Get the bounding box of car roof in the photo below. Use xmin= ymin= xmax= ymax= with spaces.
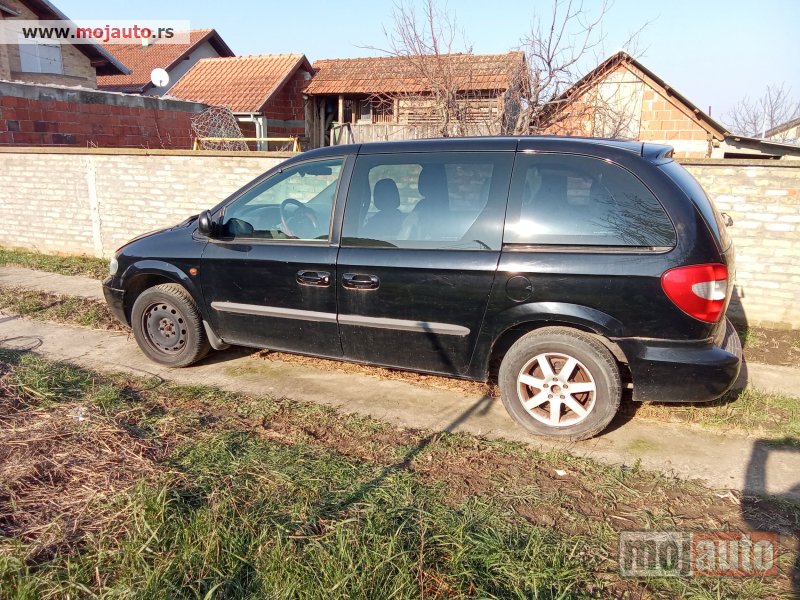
xmin=297 ymin=136 xmax=672 ymax=162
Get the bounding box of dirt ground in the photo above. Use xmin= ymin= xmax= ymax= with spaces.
xmin=738 ymin=326 xmax=800 ymax=367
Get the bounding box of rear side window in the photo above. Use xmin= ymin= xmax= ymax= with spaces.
xmin=341 ymin=152 xmax=513 ymax=250
xmin=504 ymin=154 xmax=676 ymax=248
xmin=659 ymin=160 xmax=731 ymax=250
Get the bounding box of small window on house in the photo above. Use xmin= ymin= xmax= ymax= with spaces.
xmin=371 ymin=98 xmax=394 ymax=123
xmin=18 ymin=38 xmax=64 ymax=74
xmin=358 ymin=98 xmax=394 ymax=123
xmin=359 ymin=100 xmax=372 ymax=122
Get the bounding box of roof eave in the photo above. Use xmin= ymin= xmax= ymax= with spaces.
xmin=765 ymin=116 xmax=800 ymax=138
xmin=162 ymin=29 xmax=235 ymax=74
xmin=725 ymin=134 xmax=800 ymax=156
xmin=0 ymin=1 xmax=21 ymax=16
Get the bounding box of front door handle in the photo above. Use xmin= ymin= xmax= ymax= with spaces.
xmin=342 ymin=273 xmax=380 ymax=290
xmin=296 ymin=270 xmax=330 ymax=286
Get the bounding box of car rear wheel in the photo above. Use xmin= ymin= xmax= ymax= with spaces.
xmin=131 ymin=283 xmax=210 ymax=367
xmin=498 ymin=327 xmax=621 ymax=440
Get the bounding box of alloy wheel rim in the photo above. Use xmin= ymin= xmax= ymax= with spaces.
xmin=142 ymin=302 xmax=187 ymax=355
xmin=516 ymin=352 xmax=597 ymax=427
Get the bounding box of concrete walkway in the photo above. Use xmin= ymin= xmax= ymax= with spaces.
xmin=0 ymin=266 xmax=104 ymax=301
xmin=1 ymin=266 xmax=799 ymax=500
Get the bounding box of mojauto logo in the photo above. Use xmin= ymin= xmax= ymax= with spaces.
xmin=619 ymin=531 xmax=778 ymax=577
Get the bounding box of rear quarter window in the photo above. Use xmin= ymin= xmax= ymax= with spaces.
xmin=504 ymin=154 xmax=677 ymax=248
xmin=659 ymin=160 xmax=732 ymax=250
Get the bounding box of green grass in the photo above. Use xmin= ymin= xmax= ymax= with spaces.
xmin=0 ymin=246 xmax=108 ymax=279
xmin=0 ymin=287 xmax=124 ymax=331
xmin=631 ymin=386 xmax=800 ymax=441
xmin=0 ymin=350 xmax=796 ymax=599
xmin=736 ymin=325 xmax=766 ymax=349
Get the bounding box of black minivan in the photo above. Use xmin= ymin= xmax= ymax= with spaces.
xmin=103 ymin=137 xmax=742 ymax=440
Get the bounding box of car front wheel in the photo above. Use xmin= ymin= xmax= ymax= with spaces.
xmin=131 ymin=283 xmax=210 ymax=367
xmin=498 ymin=327 xmax=621 ymax=440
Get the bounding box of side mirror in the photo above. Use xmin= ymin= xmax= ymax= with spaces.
xmin=198 ymin=210 xmax=215 ymax=237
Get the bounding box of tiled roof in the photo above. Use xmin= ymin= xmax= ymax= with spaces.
xmin=305 ymin=52 xmax=525 ymax=95
xmin=97 ymin=29 xmax=233 ymax=93
xmin=168 ymin=54 xmax=310 ymax=113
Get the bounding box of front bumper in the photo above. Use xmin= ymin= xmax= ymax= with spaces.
xmin=617 ymin=318 xmax=742 ymax=403
xmin=102 ymin=277 xmax=129 ymax=326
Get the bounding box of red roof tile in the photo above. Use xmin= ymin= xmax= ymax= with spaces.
xmin=305 ymin=52 xmax=525 ymax=95
xmin=168 ymin=54 xmax=311 ymax=113
xmin=97 ymin=29 xmax=233 ymax=93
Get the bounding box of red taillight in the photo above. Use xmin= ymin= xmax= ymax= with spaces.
xmin=661 ymin=263 xmax=728 ymax=323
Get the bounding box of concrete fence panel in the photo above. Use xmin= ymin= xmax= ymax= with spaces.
xmin=0 ymin=147 xmax=287 ymax=257
xmin=682 ymin=159 xmax=800 ymax=330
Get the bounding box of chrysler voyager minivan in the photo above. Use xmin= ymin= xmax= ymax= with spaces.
xmin=103 ymin=137 xmax=742 ymax=440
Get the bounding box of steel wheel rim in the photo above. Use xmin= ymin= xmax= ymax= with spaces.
xmin=141 ymin=301 xmax=187 ymax=355
xmin=516 ymin=352 xmax=597 ymax=427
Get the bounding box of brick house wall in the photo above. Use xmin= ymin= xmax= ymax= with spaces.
xmin=638 ymin=80 xmax=715 ymax=158
xmin=542 ymin=59 xmax=723 ymax=159
xmin=0 ymin=80 xmax=206 ymax=148
xmin=1 ymin=0 xmax=98 ymax=88
xmin=263 ymin=67 xmax=308 ymax=138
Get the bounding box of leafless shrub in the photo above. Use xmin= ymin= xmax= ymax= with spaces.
xmin=727 ymin=83 xmax=800 ymax=141
xmin=366 ymin=0 xmax=648 ymax=139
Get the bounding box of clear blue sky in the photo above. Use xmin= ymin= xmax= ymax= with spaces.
xmin=58 ymin=0 xmax=800 ymax=125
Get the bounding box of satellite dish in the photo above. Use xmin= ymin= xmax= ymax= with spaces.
xmin=150 ymin=68 xmax=170 ymax=88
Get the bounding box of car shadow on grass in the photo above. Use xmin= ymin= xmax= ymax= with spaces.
xmin=743 ymin=439 xmax=800 ymax=596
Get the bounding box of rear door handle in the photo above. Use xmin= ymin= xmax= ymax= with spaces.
xmin=296 ymin=270 xmax=331 ymax=287
xmin=342 ymin=273 xmax=380 ymax=290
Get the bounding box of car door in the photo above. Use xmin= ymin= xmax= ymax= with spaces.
xmin=336 ymin=150 xmax=514 ymax=376
xmin=200 ymin=155 xmax=350 ymax=357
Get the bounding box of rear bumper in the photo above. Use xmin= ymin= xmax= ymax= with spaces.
xmin=102 ymin=277 xmax=129 ymax=326
xmin=617 ymin=318 xmax=742 ymax=403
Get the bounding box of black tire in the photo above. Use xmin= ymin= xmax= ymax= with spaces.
xmin=131 ymin=283 xmax=210 ymax=367
xmin=498 ymin=327 xmax=621 ymax=441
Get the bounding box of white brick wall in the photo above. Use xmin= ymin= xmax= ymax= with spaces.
xmin=683 ymin=159 xmax=800 ymax=330
xmin=0 ymin=148 xmax=286 ymax=257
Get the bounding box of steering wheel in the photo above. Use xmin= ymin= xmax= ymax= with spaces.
xmin=280 ymin=198 xmax=318 ymax=238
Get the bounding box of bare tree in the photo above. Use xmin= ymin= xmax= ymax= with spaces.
xmin=727 ymin=84 xmax=800 ymax=140
xmin=510 ymin=0 xmax=651 ymax=136
xmin=366 ymin=0 xmax=520 ymax=138
xmin=364 ymin=0 xmax=647 ymax=139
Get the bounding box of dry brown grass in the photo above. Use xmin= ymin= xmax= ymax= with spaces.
xmin=0 ymin=368 xmax=164 ymax=559
xmin=257 ymin=349 xmax=499 ymax=397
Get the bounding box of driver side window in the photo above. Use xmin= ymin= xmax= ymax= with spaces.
xmin=221 ymin=158 xmax=343 ymax=241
